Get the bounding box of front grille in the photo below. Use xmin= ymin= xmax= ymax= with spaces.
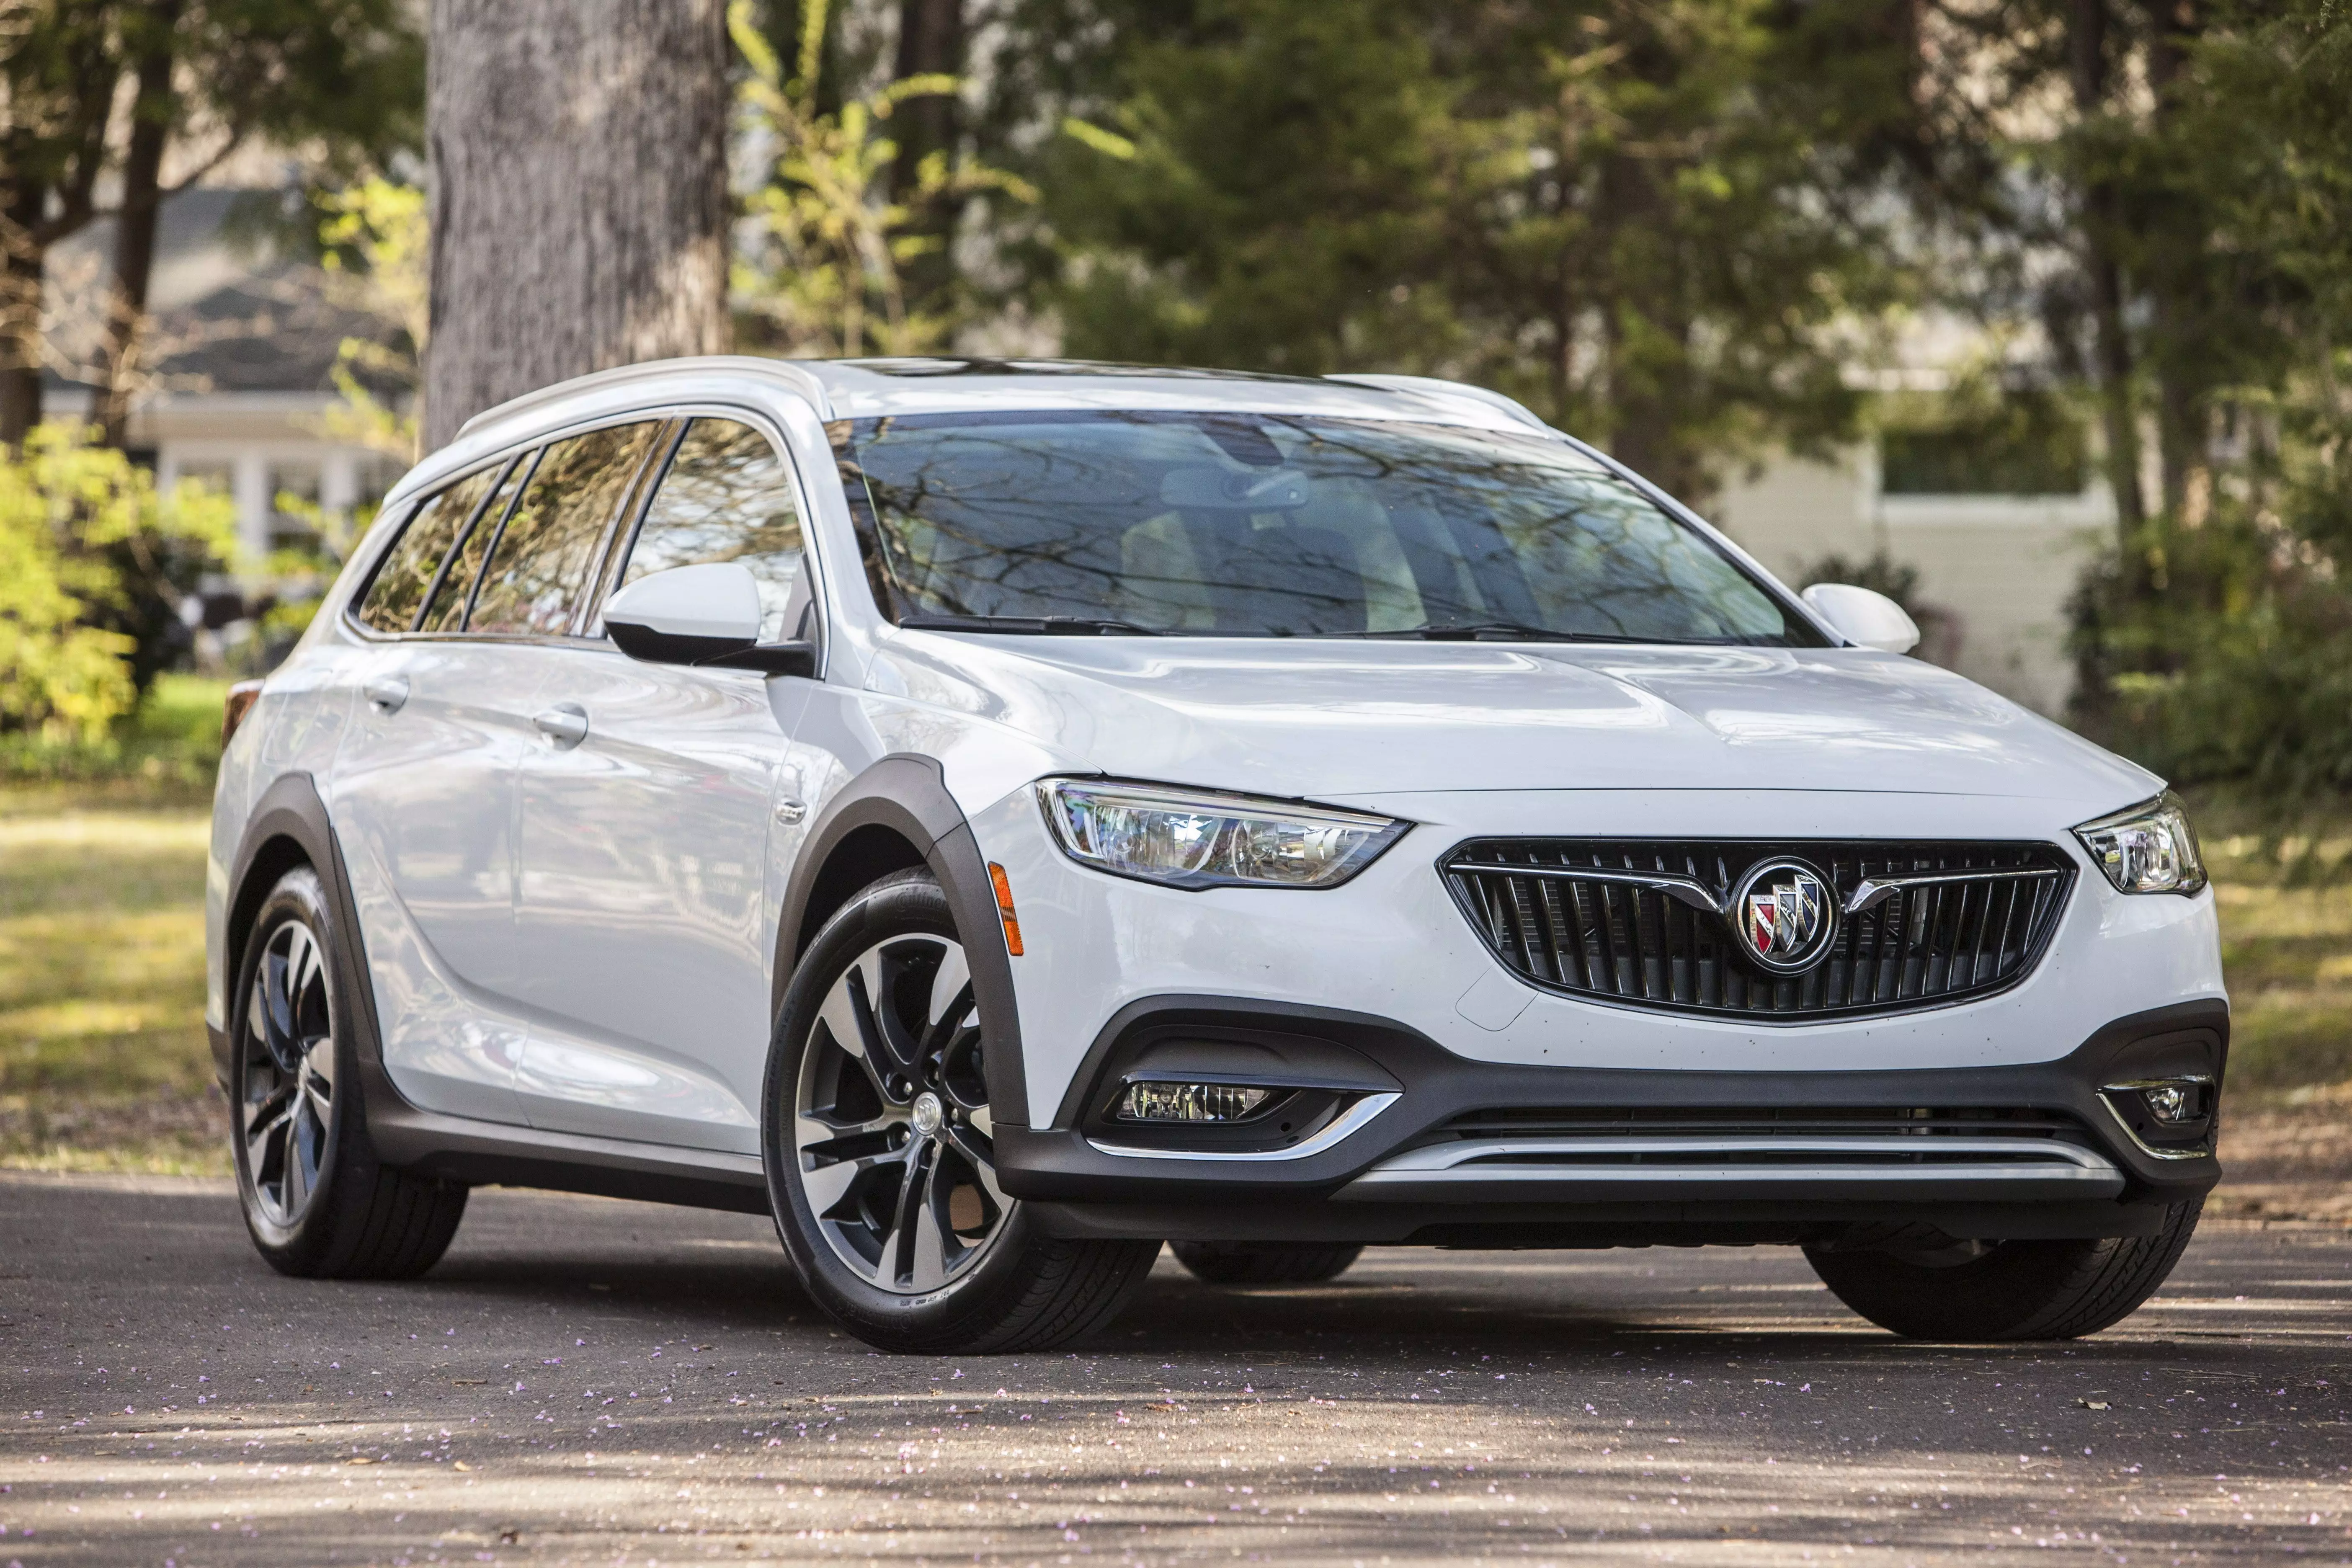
xmin=1444 ymin=838 xmax=2075 ymax=1020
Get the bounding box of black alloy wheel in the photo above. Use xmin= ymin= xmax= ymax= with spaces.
xmin=764 ymin=870 xmax=1159 ymax=1353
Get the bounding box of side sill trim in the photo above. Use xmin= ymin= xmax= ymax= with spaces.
xmin=1087 ymin=1092 xmax=1400 ymax=1162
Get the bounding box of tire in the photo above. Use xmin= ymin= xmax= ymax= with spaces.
xmin=762 ymin=869 xmax=1160 ymax=1354
xmin=1171 ymin=1241 xmax=1363 ymax=1285
xmin=1803 ymin=1200 xmax=2204 ymax=1341
xmin=230 ymin=867 xmax=468 ymax=1279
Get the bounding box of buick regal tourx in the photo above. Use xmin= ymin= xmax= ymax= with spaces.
xmin=207 ymin=357 xmax=2226 ymax=1352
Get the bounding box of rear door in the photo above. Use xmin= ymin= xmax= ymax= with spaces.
xmin=509 ymin=415 xmax=818 ymax=1152
xmin=332 ymin=422 xmax=666 ymax=1124
xmin=332 ymin=454 xmax=545 ymax=1124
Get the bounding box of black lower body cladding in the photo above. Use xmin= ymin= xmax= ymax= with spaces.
xmin=995 ymin=996 xmax=2227 ymax=1248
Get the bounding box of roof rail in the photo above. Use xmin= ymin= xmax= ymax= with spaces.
xmin=1323 ymin=373 xmax=1551 ymax=433
xmin=455 ymin=355 xmax=833 ymax=437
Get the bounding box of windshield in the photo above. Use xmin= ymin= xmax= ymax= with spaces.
xmin=829 ymin=411 xmax=1822 ymax=644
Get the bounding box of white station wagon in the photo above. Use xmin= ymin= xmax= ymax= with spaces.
xmin=208 ymin=357 xmax=2226 ymax=1353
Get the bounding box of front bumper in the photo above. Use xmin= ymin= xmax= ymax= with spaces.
xmin=994 ymin=996 xmax=2228 ymax=1247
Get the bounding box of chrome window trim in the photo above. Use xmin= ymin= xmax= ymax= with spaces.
xmin=579 ymin=400 xmax=834 ymax=683
xmin=337 ymin=398 xmax=836 ymax=683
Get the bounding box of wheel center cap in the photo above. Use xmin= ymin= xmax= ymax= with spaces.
xmin=911 ymin=1091 xmax=945 ymax=1137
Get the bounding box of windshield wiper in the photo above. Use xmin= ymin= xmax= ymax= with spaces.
xmin=897 ymin=614 xmax=1164 ymax=636
xmin=1342 ymin=622 xmax=1639 ymax=642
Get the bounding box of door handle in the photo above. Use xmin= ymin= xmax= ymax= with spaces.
xmin=533 ymin=704 xmax=590 ymax=747
xmin=363 ymin=675 xmax=409 ymax=712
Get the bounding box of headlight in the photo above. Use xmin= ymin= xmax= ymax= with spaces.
xmin=2074 ymin=791 xmax=2207 ymax=895
xmin=1037 ymin=779 xmax=1407 ymax=890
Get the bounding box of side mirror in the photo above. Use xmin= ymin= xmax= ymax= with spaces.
xmin=1801 ymin=582 xmax=1921 ymax=655
xmin=603 ymin=562 xmax=817 ymax=677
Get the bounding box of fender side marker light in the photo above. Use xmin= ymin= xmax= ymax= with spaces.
xmin=987 ymin=862 xmax=1024 ymax=956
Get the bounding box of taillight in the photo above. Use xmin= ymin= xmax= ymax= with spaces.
xmin=222 ymin=679 xmax=263 ymax=748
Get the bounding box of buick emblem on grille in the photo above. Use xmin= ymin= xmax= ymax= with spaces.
xmin=1732 ymin=859 xmax=1836 ymax=974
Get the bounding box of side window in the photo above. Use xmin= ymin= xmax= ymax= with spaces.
xmin=618 ymin=418 xmax=806 ymax=642
xmin=353 ymin=465 xmax=500 ymax=633
xmin=469 ymin=423 xmax=661 ymax=637
xmin=419 ymin=454 xmax=531 ymax=634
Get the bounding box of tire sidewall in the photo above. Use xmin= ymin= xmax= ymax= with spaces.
xmin=230 ymin=867 xmax=366 ymax=1270
xmin=761 ymin=872 xmax=1048 ymax=1347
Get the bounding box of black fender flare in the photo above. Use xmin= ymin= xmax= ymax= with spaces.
xmin=219 ymin=771 xmax=413 ymax=1127
xmin=772 ymin=754 xmax=1031 ymax=1127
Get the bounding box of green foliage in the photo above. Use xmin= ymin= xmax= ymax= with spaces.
xmin=2074 ymin=505 xmax=2352 ymax=818
xmin=988 ymin=0 xmax=1914 ymax=500
xmin=729 ymin=0 xmax=1033 ymax=357
xmin=0 ymin=428 xmax=236 ymax=744
xmin=0 ymin=675 xmax=232 ymax=795
xmin=310 ymin=177 xmax=430 ymax=465
xmin=2068 ymin=0 xmax=2352 ymax=829
xmin=1879 ymin=390 xmax=2088 ymax=497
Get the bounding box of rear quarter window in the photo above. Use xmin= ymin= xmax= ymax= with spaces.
xmin=353 ymin=465 xmax=501 ymax=633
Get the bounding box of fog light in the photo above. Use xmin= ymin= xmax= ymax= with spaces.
xmin=2141 ymin=1082 xmax=2205 ymax=1124
xmin=1117 ymin=1082 xmax=1271 ymax=1122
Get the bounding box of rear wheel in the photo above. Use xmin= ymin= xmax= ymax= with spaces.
xmin=231 ymin=867 xmax=467 ymax=1278
xmin=764 ymin=870 xmax=1158 ymax=1353
xmin=1803 ymin=1200 xmax=2203 ymax=1341
xmin=1172 ymin=1241 xmax=1363 ymax=1285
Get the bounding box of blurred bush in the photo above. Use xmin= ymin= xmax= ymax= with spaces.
xmin=0 ymin=426 xmax=237 ymax=749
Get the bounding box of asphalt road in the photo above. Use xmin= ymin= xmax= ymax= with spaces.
xmin=2 ymin=1173 xmax=2347 ymax=1566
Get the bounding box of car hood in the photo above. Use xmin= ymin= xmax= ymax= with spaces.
xmin=866 ymin=634 xmax=2161 ymax=811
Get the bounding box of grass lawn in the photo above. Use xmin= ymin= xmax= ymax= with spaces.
xmin=5 ymin=696 xmax=2348 ymax=1199
xmin=2206 ymin=832 xmax=2352 ymax=1091
xmin=0 ymin=676 xmax=228 ymax=1173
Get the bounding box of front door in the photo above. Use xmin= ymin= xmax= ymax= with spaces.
xmin=508 ymin=415 xmax=818 ymax=1151
xmin=510 ymin=656 xmax=796 ymax=1150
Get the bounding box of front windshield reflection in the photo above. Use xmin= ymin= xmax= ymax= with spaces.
xmin=830 ymin=411 xmax=1819 ymax=645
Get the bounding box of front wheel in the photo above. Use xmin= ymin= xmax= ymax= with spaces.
xmin=1803 ymin=1200 xmax=2204 ymax=1341
xmin=763 ymin=870 xmax=1159 ymax=1353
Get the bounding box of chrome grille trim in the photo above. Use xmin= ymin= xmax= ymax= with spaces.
xmin=1442 ymin=838 xmax=2077 ymax=1020
xmin=1338 ymin=1104 xmax=2123 ymax=1201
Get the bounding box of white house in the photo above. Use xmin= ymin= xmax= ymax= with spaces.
xmin=1713 ymin=446 xmax=2114 ymax=716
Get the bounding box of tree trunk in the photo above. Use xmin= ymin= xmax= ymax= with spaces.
xmin=889 ymin=0 xmax=965 ymax=315
xmin=2143 ymin=0 xmax=2203 ymax=519
xmin=0 ymin=181 xmax=49 ymax=448
xmin=425 ymin=0 xmax=730 ymax=451
xmin=96 ymin=0 xmax=184 ymax=451
xmin=2069 ymin=0 xmax=2144 ymax=535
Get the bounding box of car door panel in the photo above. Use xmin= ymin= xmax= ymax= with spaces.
xmin=511 ymin=654 xmax=788 ymax=1151
xmin=505 ymin=415 xmax=816 ymax=1150
xmin=330 ymin=640 xmax=546 ymax=1122
xmin=322 ymin=424 xmax=662 ymax=1128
